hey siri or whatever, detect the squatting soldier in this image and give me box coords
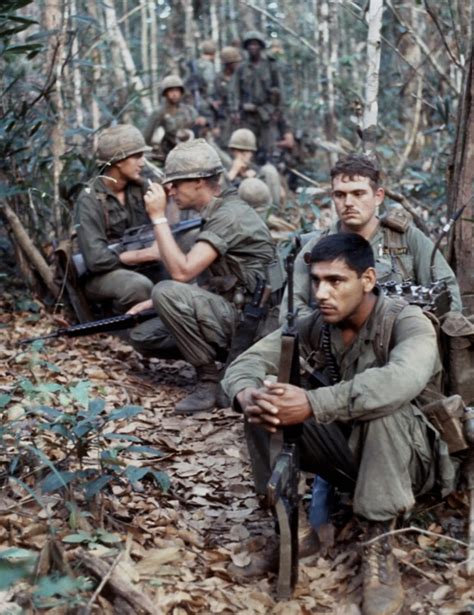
[143,75,204,163]
[229,30,284,163]
[128,139,275,413]
[223,233,457,615]
[212,46,242,147]
[281,154,462,322]
[72,125,158,313]
[226,128,282,209]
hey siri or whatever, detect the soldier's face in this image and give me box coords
[247,41,262,59]
[166,178,201,209]
[116,153,145,181]
[165,88,183,104]
[332,175,384,233]
[310,259,375,324]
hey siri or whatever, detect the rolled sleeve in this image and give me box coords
[307,307,440,422]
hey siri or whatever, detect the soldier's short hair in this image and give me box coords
[306,233,375,276]
[330,154,381,191]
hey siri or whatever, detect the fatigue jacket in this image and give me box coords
[73,178,149,274]
[198,188,275,294]
[229,55,283,116]
[143,103,198,156]
[280,218,462,323]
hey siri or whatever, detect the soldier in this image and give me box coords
[226,128,282,209]
[229,30,284,163]
[280,153,462,323]
[143,75,205,163]
[238,178,272,219]
[72,125,157,313]
[195,39,217,91]
[128,139,275,413]
[222,233,457,615]
[212,46,242,147]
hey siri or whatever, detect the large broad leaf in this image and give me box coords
[107,405,144,421]
[34,574,93,598]
[68,380,91,407]
[0,547,37,590]
[83,474,113,499]
[41,470,78,493]
[103,432,141,442]
[126,445,165,457]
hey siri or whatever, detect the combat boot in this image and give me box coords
[361,522,404,615]
[174,363,219,414]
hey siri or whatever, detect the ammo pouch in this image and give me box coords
[420,394,468,454]
[440,311,474,407]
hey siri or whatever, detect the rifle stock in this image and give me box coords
[267,246,302,599]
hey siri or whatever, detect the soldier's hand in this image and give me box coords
[237,387,281,432]
[144,182,167,217]
[251,381,312,427]
[126,299,153,315]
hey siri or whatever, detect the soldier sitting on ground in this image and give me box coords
[72,125,158,313]
[280,153,462,323]
[222,232,458,615]
[143,75,206,164]
[127,139,275,414]
[226,128,282,210]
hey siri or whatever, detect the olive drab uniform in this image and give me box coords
[280,210,463,323]
[229,54,284,160]
[222,292,458,520]
[130,188,275,367]
[73,178,153,312]
[212,70,235,147]
[143,103,198,163]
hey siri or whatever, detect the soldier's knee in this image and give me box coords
[152,280,186,306]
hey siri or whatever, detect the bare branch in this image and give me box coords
[423,0,462,68]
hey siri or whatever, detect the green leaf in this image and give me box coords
[29,446,69,491]
[84,475,113,499]
[41,470,77,493]
[62,531,93,544]
[95,529,121,544]
[34,574,90,597]
[108,405,143,421]
[124,466,170,492]
[68,380,90,407]
[0,394,11,408]
[87,397,106,417]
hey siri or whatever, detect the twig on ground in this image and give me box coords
[83,550,123,615]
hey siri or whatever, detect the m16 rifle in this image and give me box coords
[19,309,157,346]
[72,217,202,278]
[266,244,302,600]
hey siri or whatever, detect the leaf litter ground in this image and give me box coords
[1,303,473,614]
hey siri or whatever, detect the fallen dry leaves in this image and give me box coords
[1,300,473,613]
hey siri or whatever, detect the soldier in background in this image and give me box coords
[226,128,282,210]
[143,75,205,164]
[212,46,242,147]
[195,39,217,91]
[229,30,284,164]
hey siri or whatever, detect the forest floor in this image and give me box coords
[1,292,473,614]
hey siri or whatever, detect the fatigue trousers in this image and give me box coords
[130,280,238,367]
[246,405,449,522]
[84,269,153,313]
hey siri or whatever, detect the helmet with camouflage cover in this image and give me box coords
[238,178,271,210]
[228,128,257,152]
[201,39,217,55]
[242,30,266,49]
[96,124,151,165]
[160,75,185,96]
[162,139,224,184]
[220,46,241,64]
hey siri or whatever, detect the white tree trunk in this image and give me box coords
[70,0,84,128]
[103,1,153,114]
[149,0,158,106]
[362,0,384,156]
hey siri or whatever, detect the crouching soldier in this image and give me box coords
[128,139,276,413]
[222,233,458,615]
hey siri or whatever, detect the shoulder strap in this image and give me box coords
[373,297,409,365]
[380,208,412,233]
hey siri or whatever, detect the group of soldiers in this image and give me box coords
[71,39,469,614]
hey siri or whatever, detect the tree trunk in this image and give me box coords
[448,48,474,312]
[149,0,158,107]
[362,0,384,157]
[42,0,67,235]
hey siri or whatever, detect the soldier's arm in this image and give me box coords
[306,305,440,423]
[279,233,320,325]
[74,191,121,273]
[407,225,462,311]
[143,110,163,144]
